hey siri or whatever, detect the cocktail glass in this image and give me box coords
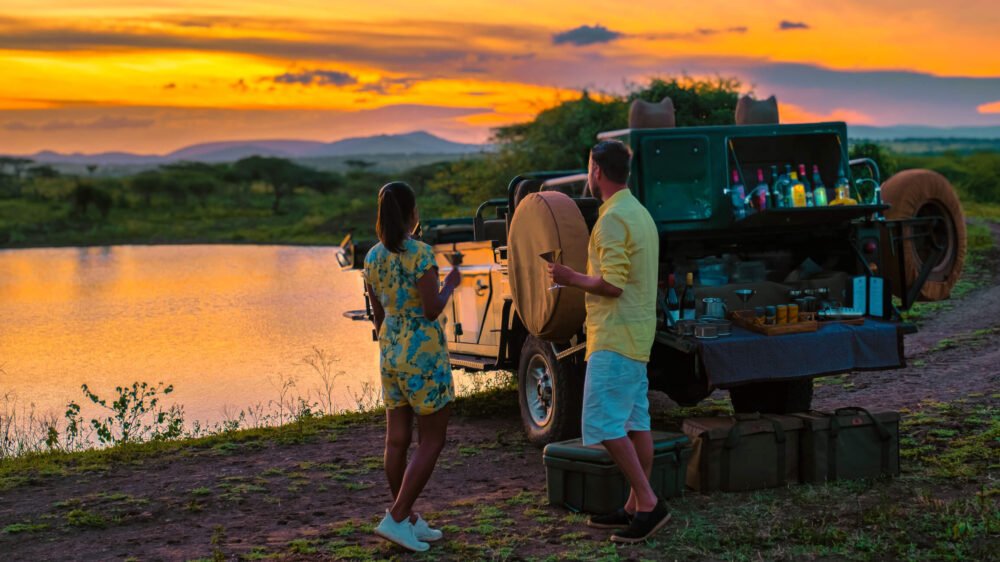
[733,288,756,312]
[539,249,564,290]
[445,250,464,267]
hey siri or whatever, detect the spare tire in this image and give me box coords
[508,191,589,341]
[881,169,966,302]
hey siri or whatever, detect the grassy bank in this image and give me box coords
[2,381,997,560]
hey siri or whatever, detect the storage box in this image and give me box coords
[543,431,691,513]
[792,408,900,482]
[683,414,802,492]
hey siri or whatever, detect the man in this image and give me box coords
[548,139,667,543]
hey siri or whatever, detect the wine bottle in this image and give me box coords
[681,272,696,320]
[783,164,794,206]
[666,273,680,323]
[811,164,828,206]
[729,169,746,220]
[755,169,768,211]
[769,165,781,208]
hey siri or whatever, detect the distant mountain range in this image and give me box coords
[19,131,486,166]
[9,126,1000,167]
[848,125,1000,141]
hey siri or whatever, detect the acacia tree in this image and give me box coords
[234,156,317,213]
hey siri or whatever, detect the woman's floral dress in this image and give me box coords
[363,238,453,414]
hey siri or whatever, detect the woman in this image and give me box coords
[362,181,460,552]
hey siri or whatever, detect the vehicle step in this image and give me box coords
[449,353,497,371]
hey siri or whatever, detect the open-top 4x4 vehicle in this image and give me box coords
[339,117,965,446]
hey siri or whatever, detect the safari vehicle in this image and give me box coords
[338,116,966,446]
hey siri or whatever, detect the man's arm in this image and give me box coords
[548,263,623,298]
[547,214,628,298]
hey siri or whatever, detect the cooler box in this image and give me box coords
[543,431,691,513]
[791,407,900,482]
[683,414,802,492]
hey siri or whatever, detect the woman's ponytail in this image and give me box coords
[376,181,416,253]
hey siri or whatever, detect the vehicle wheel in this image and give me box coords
[517,336,583,446]
[728,379,813,414]
[881,169,966,301]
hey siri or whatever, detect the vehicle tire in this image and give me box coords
[728,379,813,414]
[517,336,583,446]
[881,169,966,301]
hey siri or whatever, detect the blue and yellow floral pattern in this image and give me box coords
[363,238,453,415]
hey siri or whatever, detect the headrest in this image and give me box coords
[629,97,676,129]
[735,95,779,125]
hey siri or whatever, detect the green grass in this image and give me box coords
[2,522,49,534]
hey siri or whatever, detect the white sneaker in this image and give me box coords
[374,510,429,552]
[413,513,443,541]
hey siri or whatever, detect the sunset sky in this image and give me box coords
[1,0,998,154]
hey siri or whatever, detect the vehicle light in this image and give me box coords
[863,240,878,254]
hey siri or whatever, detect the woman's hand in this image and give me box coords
[444,266,461,289]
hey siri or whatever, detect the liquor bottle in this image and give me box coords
[755,169,769,211]
[769,165,782,208]
[798,164,814,207]
[729,169,746,220]
[681,272,696,320]
[666,273,680,323]
[790,171,807,207]
[830,169,857,205]
[811,164,828,206]
[783,164,794,205]
[798,164,811,193]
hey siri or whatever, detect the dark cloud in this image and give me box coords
[779,21,810,30]
[163,83,176,89]
[356,76,417,95]
[553,25,622,46]
[697,27,748,36]
[3,116,153,131]
[0,17,540,75]
[646,26,749,40]
[272,69,357,87]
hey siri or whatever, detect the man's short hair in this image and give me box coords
[590,140,632,185]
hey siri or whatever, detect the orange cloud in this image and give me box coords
[979,101,1000,114]
[778,103,874,125]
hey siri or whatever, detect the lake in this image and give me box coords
[0,244,488,444]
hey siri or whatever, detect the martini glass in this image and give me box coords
[539,249,564,290]
[444,250,464,267]
[733,288,756,312]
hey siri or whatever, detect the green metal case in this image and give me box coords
[543,431,691,513]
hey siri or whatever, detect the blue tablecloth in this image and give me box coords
[697,319,903,387]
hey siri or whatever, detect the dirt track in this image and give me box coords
[2,222,998,561]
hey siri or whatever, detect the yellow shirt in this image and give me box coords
[585,188,659,362]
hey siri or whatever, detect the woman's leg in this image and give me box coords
[384,406,414,499]
[388,402,451,523]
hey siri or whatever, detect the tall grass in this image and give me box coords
[0,349,515,458]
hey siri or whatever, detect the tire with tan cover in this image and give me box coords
[881,169,966,302]
[508,191,590,341]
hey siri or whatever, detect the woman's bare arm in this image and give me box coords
[365,282,386,335]
[417,267,461,321]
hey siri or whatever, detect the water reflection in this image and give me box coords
[0,245,392,430]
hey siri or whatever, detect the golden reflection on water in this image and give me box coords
[0,245,385,426]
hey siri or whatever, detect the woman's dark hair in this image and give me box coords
[590,140,632,185]
[376,181,416,253]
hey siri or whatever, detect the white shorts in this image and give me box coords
[581,350,651,445]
